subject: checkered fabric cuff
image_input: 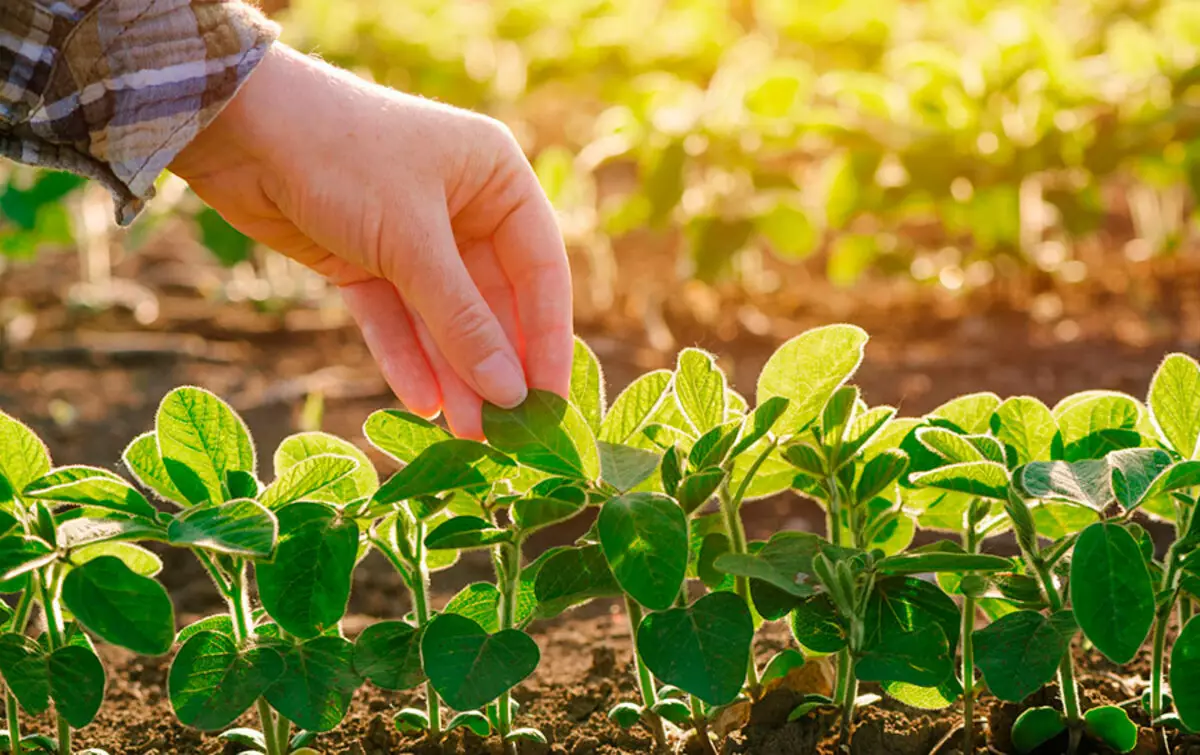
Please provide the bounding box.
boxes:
[0,0,279,225]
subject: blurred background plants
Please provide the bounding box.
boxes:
[3,0,1200,310]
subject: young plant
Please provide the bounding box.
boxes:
[912,389,1169,754]
[0,410,176,755]
[122,388,374,755]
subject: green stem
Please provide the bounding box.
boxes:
[719,483,761,697]
[1030,559,1082,726]
[961,517,980,755]
[1151,543,1182,721]
[1182,597,1195,628]
[229,565,285,755]
[839,669,859,749]
[5,588,36,755]
[826,478,844,548]
[36,571,70,755]
[689,696,716,755]
[409,522,442,738]
[275,712,290,753]
[495,540,522,748]
[257,699,281,755]
[624,597,666,749]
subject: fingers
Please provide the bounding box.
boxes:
[489,175,573,397]
[387,212,529,409]
[340,279,441,419]
[411,313,484,440]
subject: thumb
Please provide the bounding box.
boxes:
[386,213,528,409]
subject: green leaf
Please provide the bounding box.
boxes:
[483,390,600,480]
[257,502,358,639]
[61,556,174,655]
[56,517,164,552]
[363,410,451,464]
[857,576,957,687]
[421,613,540,711]
[0,633,49,715]
[156,387,255,505]
[1011,707,1066,753]
[393,708,431,734]
[46,644,104,728]
[1128,459,1200,511]
[265,636,361,732]
[783,444,825,477]
[374,440,516,504]
[1108,448,1173,510]
[730,397,791,458]
[880,678,961,711]
[637,591,753,706]
[175,615,233,645]
[1149,353,1200,458]
[837,406,897,465]
[513,496,585,532]
[600,371,673,445]
[677,467,725,515]
[697,533,732,590]
[24,467,157,520]
[123,432,188,506]
[757,198,817,259]
[424,516,510,551]
[876,551,1010,575]
[1070,522,1154,663]
[72,541,163,577]
[991,397,1058,467]
[505,727,547,744]
[533,544,621,618]
[973,610,1073,702]
[790,597,847,654]
[0,536,55,582]
[856,450,908,502]
[1170,616,1200,731]
[760,649,806,687]
[820,386,859,449]
[569,338,606,433]
[756,325,868,435]
[607,702,643,729]
[1031,503,1098,540]
[444,583,501,633]
[650,698,693,724]
[1018,460,1113,510]
[910,461,1010,500]
[168,631,285,730]
[688,420,741,470]
[1054,392,1141,461]
[353,620,424,691]
[597,442,660,493]
[259,454,359,510]
[274,432,378,506]
[675,349,727,433]
[930,393,1001,435]
[217,728,266,750]
[1083,705,1137,753]
[445,710,491,736]
[598,493,688,610]
[167,498,277,558]
[0,411,50,498]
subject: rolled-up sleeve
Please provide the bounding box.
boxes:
[0,0,278,225]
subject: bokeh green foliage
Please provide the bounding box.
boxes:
[4,0,1200,288]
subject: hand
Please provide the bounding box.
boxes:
[170,44,572,438]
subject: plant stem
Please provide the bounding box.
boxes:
[36,570,70,755]
[961,517,980,755]
[257,699,281,755]
[1182,597,1195,628]
[1150,542,1182,721]
[275,711,290,753]
[5,588,36,755]
[228,564,286,755]
[719,483,761,697]
[624,596,666,749]
[689,695,716,755]
[495,540,522,749]
[825,478,843,548]
[1030,558,1083,728]
[839,670,859,750]
[408,521,442,738]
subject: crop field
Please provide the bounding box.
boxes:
[2,0,1200,754]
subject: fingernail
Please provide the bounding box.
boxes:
[473,352,528,408]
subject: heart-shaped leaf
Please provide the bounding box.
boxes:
[169,631,284,730]
[484,390,600,480]
[421,613,540,711]
[47,644,105,728]
[444,583,502,633]
[1070,522,1154,663]
[62,556,175,655]
[1012,706,1066,753]
[257,502,358,639]
[756,325,868,435]
[637,591,753,706]
[857,576,957,687]
[1083,705,1137,753]
[598,493,687,610]
[374,440,516,504]
[0,633,50,715]
[156,387,255,505]
[533,544,621,619]
[363,410,452,464]
[973,610,1074,702]
[265,636,361,732]
[353,620,424,691]
[167,498,277,558]
[789,596,848,653]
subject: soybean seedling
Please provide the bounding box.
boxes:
[0,410,176,755]
[123,388,374,755]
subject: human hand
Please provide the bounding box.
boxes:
[170,44,572,438]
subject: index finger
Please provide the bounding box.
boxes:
[490,175,573,397]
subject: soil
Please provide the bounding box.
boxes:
[4,235,1200,753]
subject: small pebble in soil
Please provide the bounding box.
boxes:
[571,735,600,755]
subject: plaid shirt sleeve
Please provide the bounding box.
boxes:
[0,0,279,225]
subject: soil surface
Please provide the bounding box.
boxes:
[5,237,1200,752]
